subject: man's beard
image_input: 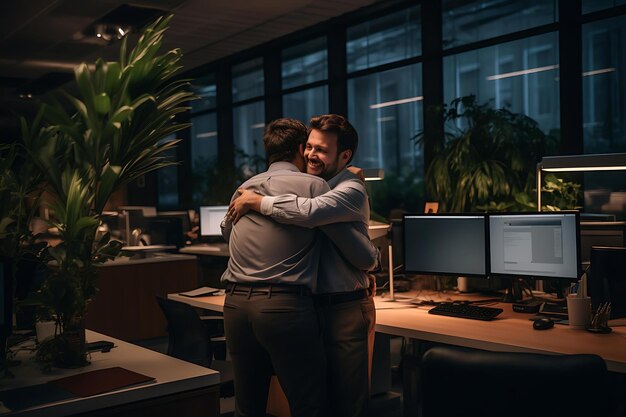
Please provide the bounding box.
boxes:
[307,157,339,181]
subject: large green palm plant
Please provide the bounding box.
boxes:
[21,15,193,363]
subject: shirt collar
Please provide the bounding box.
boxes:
[327,167,355,188]
[267,161,301,173]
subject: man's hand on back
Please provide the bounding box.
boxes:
[228,189,263,224]
[347,166,365,182]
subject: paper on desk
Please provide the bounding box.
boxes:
[179,286,220,297]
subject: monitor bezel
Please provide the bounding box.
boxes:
[486,210,582,281]
[199,205,229,237]
[402,213,489,278]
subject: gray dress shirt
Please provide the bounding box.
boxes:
[221,162,377,293]
[260,168,375,294]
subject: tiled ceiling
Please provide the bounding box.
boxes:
[0,0,378,132]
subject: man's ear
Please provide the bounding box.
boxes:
[340,149,352,166]
[299,143,305,157]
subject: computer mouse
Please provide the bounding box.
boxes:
[533,318,554,330]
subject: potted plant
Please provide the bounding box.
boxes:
[18,14,193,368]
[415,95,560,212]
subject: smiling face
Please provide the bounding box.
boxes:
[304,129,352,181]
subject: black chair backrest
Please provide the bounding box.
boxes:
[421,346,609,417]
[156,296,212,367]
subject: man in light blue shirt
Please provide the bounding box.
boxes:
[229,114,377,417]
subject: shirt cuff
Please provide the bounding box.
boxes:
[260,196,276,215]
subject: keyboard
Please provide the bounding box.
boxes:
[428,303,503,321]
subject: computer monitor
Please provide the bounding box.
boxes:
[488,212,581,280]
[403,214,487,276]
[580,221,626,263]
[589,246,626,319]
[149,217,184,248]
[199,206,229,237]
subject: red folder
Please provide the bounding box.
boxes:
[48,366,155,397]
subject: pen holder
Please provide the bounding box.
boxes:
[588,302,613,334]
[566,295,591,329]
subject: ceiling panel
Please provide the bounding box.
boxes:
[0,0,378,131]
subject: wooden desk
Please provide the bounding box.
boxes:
[179,243,229,257]
[168,292,626,373]
[86,255,198,341]
[178,245,230,289]
[0,330,220,417]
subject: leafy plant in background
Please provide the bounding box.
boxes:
[480,173,582,212]
[0,141,45,259]
[0,141,48,374]
[415,95,559,212]
[17,14,193,367]
[369,172,424,221]
[192,148,265,206]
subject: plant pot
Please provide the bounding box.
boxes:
[35,321,56,343]
[36,322,89,370]
[53,327,88,368]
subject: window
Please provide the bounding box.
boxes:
[443,32,560,134]
[282,37,327,89]
[582,0,626,14]
[233,101,266,176]
[190,74,217,113]
[191,113,218,171]
[347,63,425,217]
[347,6,421,73]
[157,135,179,209]
[442,0,557,49]
[232,58,264,102]
[282,86,328,124]
[583,15,626,153]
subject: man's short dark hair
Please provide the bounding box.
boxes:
[263,118,308,164]
[308,114,358,163]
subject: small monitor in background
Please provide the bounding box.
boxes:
[488,212,581,281]
[149,217,184,248]
[200,206,229,237]
[403,214,487,277]
[589,246,626,319]
[157,211,192,233]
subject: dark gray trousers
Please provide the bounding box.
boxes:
[317,296,376,417]
[223,290,327,417]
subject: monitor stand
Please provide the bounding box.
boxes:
[501,278,524,303]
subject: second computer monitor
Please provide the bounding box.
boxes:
[404,214,487,276]
[488,212,581,280]
[199,206,229,237]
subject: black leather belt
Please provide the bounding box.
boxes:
[313,289,368,305]
[226,283,311,297]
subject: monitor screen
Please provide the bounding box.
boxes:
[403,214,487,276]
[589,246,626,319]
[580,221,626,263]
[488,212,580,280]
[199,206,228,237]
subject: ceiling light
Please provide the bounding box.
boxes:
[369,96,423,109]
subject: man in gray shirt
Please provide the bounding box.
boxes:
[229,114,376,417]
[221,118,378,417]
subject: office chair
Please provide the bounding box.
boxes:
[420,346,610,417]
[155,296,233,396]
